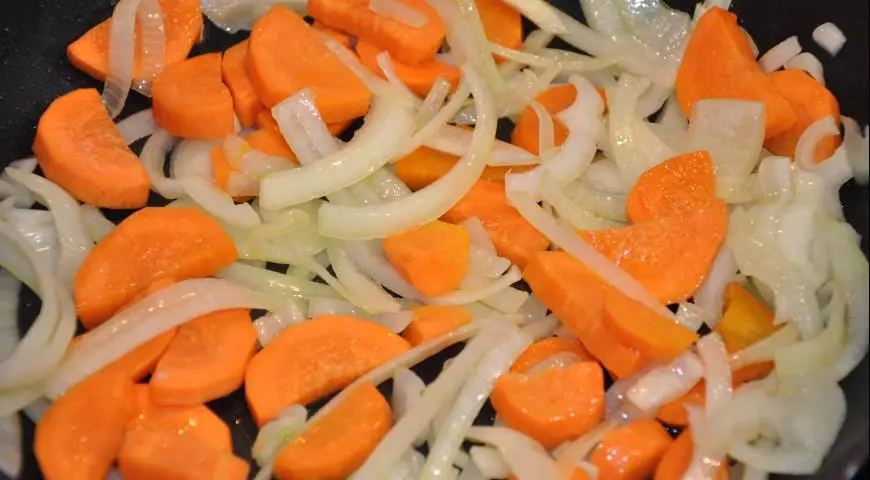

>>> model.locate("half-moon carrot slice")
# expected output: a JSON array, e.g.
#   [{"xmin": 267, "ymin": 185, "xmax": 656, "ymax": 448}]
[
  {"xmin": 221, "ymin": 40, "xmax": 266, "ymax": 128},
  {"xmin": 356, "ymin": 38, "xmax": 460, "ymax": 97},
  {"xmin": 511, "ymin": 85, "xmax": 607, "ymax": 154},
  {"xmin": 77, "ymin": 328, "xmax": 178, "ymax": 381},
  {"xmin": 625, "ymin": 151, "xmax": 716, "ymax": 224},
  {"xmin": 478, "ymin": 0, "xmax": 523, "ymax": 53},
  {"xmin": 589, "ymin": 419, "xmax": 673, "ymax": 480},
  {"xmin": 491, "ymin": 362, "xmax": 605, "ymax": 449},
  {"xmin": 150, "ymin": 309, "xmax": 257, "ymax": 406},
  {"xmin": 245, "ymin": 315, "xmax": 411, "ymax": 426},
  {"xmin": 382, "ymin": 220, "xmax": 471, "ymax": 297},
  {"xmin": 510, "ymin": 337, "xmax": 593, "ymax": 373},
  {"xmin": 274, "ymin": 383, "xmax": 392, "ymax": 480},
  {"xmin": 654, "ymin": 429, "xmax": 728, "ymax": 480},
  {"xmin": 74, "ymin": 207, "xmax": 238, "ymax": 329},
  {"xmin": 308, "ymin": 0, "xmax": 446, "ymax": 65},
  {"xmin": 246, "ymin": 5, "xmax": 371, "ymax": 121},
  {"xmin": 402, "ymin": 305, "xmax": 472, "ymax": 346},
  {"xmin": 313, "ymin": 20, "xmax": 354, "ymax": 49},
  {"xmin": 394, "ymin": 147, "xmax": 535, "ymax": 190},
  {"xmin": 33, "ymin": 88, "xmax": 150, "ymax": 209},
  {"xmin": 255, "ymin": 109, "xmax": 353, "ymax": 137},
  {"xmin": 245, "ymin": 128, "xmax": 297, "ymax": 161},
  {"xmin": 152, "ymin": 53, "xmax": 235, "ymax": 139},
  {"xmin": 67, "ymin": 0, "xmax": 202, "ymax": 82}
]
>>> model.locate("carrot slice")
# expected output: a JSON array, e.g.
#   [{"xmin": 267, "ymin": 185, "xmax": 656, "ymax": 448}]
[
  {"xmin": 247, "ymin": 5, "xmax": 371, "ymax": 121},
  {"xmin": 394, "ymin": 147, "xmax": 534, "ymax": 190},
  {"xmin": 511, "ymin": 85, "xmax": 608, "ymax": 154},
  {"xmin": 442, "ymin": 179, "xmax": 550, "ymax": 268},
  {"xmin": 245, "ymin": 315, "xmax": 411, "ymax": 426},
  {"xmin": 625, "ymin": 151, "xmax": 716, "ymax": 224},
  {"xmin": 35, "ymin": 372, "xmax": 135, "ymax": 480},
  {"xmin": 356, "ymin": 38, "xmax": 460, "ymax": 97},
  {"xmin": 510, "ymin": 337, "xmax": 594, "ymax": 373},
  {"xmin": 765, "ymin": 69, "xmax": 842, "ymax": 162},
  {"xmin": 78, "ymin": 328, "xmax": 178, "ymax": 381},
  {"xmin": 510, "ymin": 470, "xmax": 591, "ymax": 480},
  {"xmin": 222, "ymin": 40, "xmax": 266, "ymax": 128},
  {"xmin": 246, "ymin": 128, "xmax": 297, "ymax": 161},
  {"xmin": 589, "ymin": 419, "xmax": 673, "ymax": 480},
  {"xmin": 308, "ymin": 0, "xmax": 446, "ymax": 65},
  {"xmin": 654, "ymin": 429, "xmax": 728, "ymax": 480},
  {"xmin": 74, "ymin": 207, "xmax": 238, "ymax": 328},
  {"xmin": 274, "ymin": 383, "xmax": 392, "ymax": 480},
  {"xmin": 676, "ymin": 7, "xmax": 796, "ymax": 139},
  {"xmin": 255, "ymin": 109, "xmax": 353, "ymax": 137},
  {"xmin": 478, "ymin": 0, "xmax": 523, "ymax": 53},
  {"xmin": 313, "ymin": 20, "xmax": 354, "ymax": 49},
  {"xmin": 583, "ymin": 313, "xmax": 648, "ymax": 380},
  {"xmin": 579, "ymin": 200, "xmax": 729, "ymax": 304},
  {"xmin": 491, "ymin": 362, "xmax": 605, "ymax": 449},
  {"xmin": 67, "ymin": 0, "xmax": 202, "ymax": 82},
  {"xmin": 152, "ymin": 53, "xmax": 235, "ymax": 140},
  {"xmin": 150, "ymin": 309, "xmax": 257, "ymax": 406},
  {"xmin": 402, "ymin": 305, "xmax": 473, "ymax": 346},
  {"xmin": 382, "ymin": 220, "xmax": 471, "ymax": 297},
  {"xmin": 33, "ymin": 88, "xmax": 149, "ymax": 209},
  {"xmin": 656, "ymin": 382, "xmax": 704, "ymax": 427},
  {"xmin": 715, "ymin": 283, "xmax": 779, "ymax": 351}
]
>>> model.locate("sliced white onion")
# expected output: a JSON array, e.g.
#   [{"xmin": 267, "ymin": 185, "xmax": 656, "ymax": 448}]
[
  {"xmin": 308, "ymin": 296, "xmax": 358, "ymax": 318},
  {"xmin": 675, "ymin": 302, "xmax": 704, "ymax": 331},
  {"xmin": 784, "ymin": 52, "xmax": 825, "ymax": 84},
  {"xmin": 0, "ymin": 270, "xmax": 19, "ymax": 365},
  {"xmin": 500, "ymin": 0, "xmax": 566, "ymax": 33},
  {"xmin": 80, "ymin": 205, "xmax": 116, "ymax": 243},
  {"xmin": 530, "ymin": 100, "xmax": 556, "ymax": 154},
  {"xmin": 103, "ymin": 0, "xmax": 140, "ymax": 117},
  {"xmin": 470, "ymin": 446, "xmax": 511, "ymax": 479},
  {"xmin": 698, "ymin": 333, "xmax": 733, "ymax": 416},
  {"xmin": 542, "ymin": 175, "xmax": 623, "ymax": 230},
  {"xmin": 133, "ymin": 0, "xmax": 165, "ymax": 96},
  {"xmin": 343, "ymin": 241, "xmax": 423, "ymax": 299},
  {"xmin": 252, "ymin": 404, "xmax": 308, "ymax": 466},
  {"xmin": 465, "ymin": 426, "xmax": 561, "ymax": 480},
  {"xmin": 116, "ymin": 108, "xmax": 157, "ymax": 144},
  {"xmin": 481, "ymin": 287, "xmax": 529, "ymax": 314},
  {"xmin": 369, "ymin": 0, "xmax": 428, "ymax": 27},
  {"xmin": 626, "ymin": 352, "xmax": 704, "ymax": 413},
  {"xmin": 417, "ymin": 78, "xmax": 453, "ymax": 126},
  {"xmin": 202, "ymin": 0, "xmax": 307, "ymax": 33},
  {"xmin": 812, "ymin": 22, "xmax": 847, "ymax": 56},
  {"xmin": 775, "ymin": 282, "xmax": 847, "ymax": 377},
  {"xmin": 565, "ymin": 181, "xmax": 627, "ymax": 221},
  {"xmin": 253, "ymin": 298, "xmax": 306, "ymax": 347},
  {"xmin": 841, "ymin": 117, "xmax": 869, "ymax": 185},
  {"xmin": 375, "ymin": 52, "xmax": 420, "ymax": 104},
  {"xmin": 518, "ymin": 295, "xmax": 547, "ymax": 325},
  {"xmin": 427, "ymin": 266, "xmax": 522, "ymax": 307},
  {"xmin": 425, "ymin": 124, "xmax": 538, "ymax": 167},
  {"xmin": 326, "ymin": 240, "xmax": 401, "ymax": 314},
  {"xmin": 728, "ymin": 323, "xmax": 801, "ymax": 371},
  {"xmin": 527, "ymin": 352, "xmax": 583, "ymax": 375},
  {"xmin": 794, "ymin": 115, "xmax": 839, "ymax": 170},
  {"xmin": 171, "ymin": 139, "xmax": 217, "ymax": 181},
  {"xmin": 581, "ymin": 158, "xmax": 629, "ymax": 194},
  {"xmin": 44, "ymin": 278, "xmax": 278, "ymax": 398},
  {"xmin": 404, "ymin": 80, "xmax": 472, "ymax": 155},
  {"xmin": 392, "ymin": 367, "xmax": 426, "ymax": 435},
  {"xmin": 694, "ymin": 247, "xmax": 738, "ymax": 328},
  {"xmin": 758, "ymin": 36, "xmax": 801, "ymax": 73},
  {"xmin": 180, "ymin": 176, "xmax": 261, "ymax": 229},
  {"xmin": 460, "ymin": 217, "xmax": 496, "ymax": 255},
  {"xmin": 386, "ymin": 449, "xmax": 427, "ymax": 480},
  {"xmin": 140, "ymin": 128, "xmax": 183, "ymax": 198},
  {"xmin": 2, "ymin": 208, "xmax": 58, "ymax": 270},
  {"xmin": 0, "ymin": 414, "xmax": 20, "ymax": 478}
]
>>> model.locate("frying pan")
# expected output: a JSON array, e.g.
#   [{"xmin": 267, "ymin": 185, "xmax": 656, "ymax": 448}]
[{"xmin": 0, "ymin": 1, "xmax": 867, "ymax": 479}]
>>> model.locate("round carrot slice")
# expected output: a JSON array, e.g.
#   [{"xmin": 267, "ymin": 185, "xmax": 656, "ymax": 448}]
[
  {"xmin": 589, "ymin": 419, "xmax": 673, "ymax": 480},
  {"xmin": 510, "ymin": 337, "xmax": 593, "ymax": 373},
  {"xmin": 152, "ymin": 53, "xmax": 235, "ymax": 139},
  {"xmin": 625, "ymin": 151, "xmax": 716, "ymax": 224},
  {"xmin": 33, "ymin": 88, "xmax": 149, "ymax": 209}
]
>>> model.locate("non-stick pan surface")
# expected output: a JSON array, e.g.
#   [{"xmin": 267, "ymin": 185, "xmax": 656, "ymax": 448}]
[{"xmin": 0, "ymin": 1, "xmax": 867, "ymax": 479}]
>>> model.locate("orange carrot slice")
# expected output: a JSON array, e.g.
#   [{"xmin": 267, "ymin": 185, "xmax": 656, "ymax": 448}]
[
  {"xmin": 150, "ymin": 309, "xmax": 257, "ymax": 406},
  {"xmin": 35, "ymin": 372, "xmax": 135, "ymax": 480},
  {"xmin": 510, "ymin": 337, "xmax": 594, "ymax": 373},
  {"xmin": 246, "ymin": 128, "xmax": 297, "ymax": 161},
  {"xmin": 583, "ymin": 312, "xmax": 648, "ymax": 380},
  {"xmin": 245, "ymin": 315, "xmax": 411, "ymax": 426},
  {"xmin": 247, "ymin": 5, "xmax": 371, "ymax": 121},
  {"xmin": 657, "ymin": 382, "xmax": 704, "ymax": 427},
  {"xmin": 84, "ymin": 328, "xmax": 178, "ymax": 381},
  {"xmin": 33, "ymin": 88, "xmax": 150, "ymax": 209},
  {"xmin": 274, "ymin": 383, "xmax": 392, "ymax": 480},
  {"xmin": 356, "ymin": 38, "xmax": 460, "ymax": 97},
  {"xmin": 74, "ymin": 207, "xmax": 238, "ymax": 328},
  {"xmin": 766, "ymin": 69, "xmax": 842, "ymax": 162},
  {"xmin": 313, "ymin": 20, "xmax": 354, "ymax": 49},
  {"xmin": 394, "ymin": 147, "xmax": 535, "ymax": 190},
  {"xmin": 511, "ymin": 85, "xmax": 608, "ymax": 154},
  {"xmin": 478, "ymin": 0, "xmax": 523, "ymax": 53},
  {"xmin": 654, "ymin": 429, "xmax": 728, "ymax": 480},
  {"xmin": 589, "ymin": 419, "xmax": 673, "ymax": 480},
  {"xmin": 491, "ymin": 362, "xmax": 605, "ymax": 449},
  {"xmin": 308, "ymin": 0, "xmax": 446, "ymax": 65},
  {"xmin": 382, "ymin": 220, "xmax": 471, "ymax": 297},
  {"xmin": 579, "ymin": 200, "xmax": 729, "ymax": 304},
  {"xmin": 402, "ymin": 305, "xmax": 473, "ymax": 346},
  {"xmin": 211, "ymin": 145, "xmax": 235, "ymax": 192},
  {"xmin": 715, "ymin": 283, "xmax": 779, "ymax": 352},
  {"xmin": 67, "ymin": 0, "xmax": 202, "ymax": 82},
  {"xmin": 442, "ymin": 179, "xmax": 550, "ymax": 268},
  {"xmin": 676, "ymin": 7, "xmax": 796, "ymax": 139},
  {"xmin": 625, "ymin": 151, "xmax": 716, "ymax": 224},
  {"xmin": 152, "ymin": 53, "xmax": 235, "ymax": 140},
  {"xmin": 221, "ymin": 40, "xmax": 266, "ymax": 128}
]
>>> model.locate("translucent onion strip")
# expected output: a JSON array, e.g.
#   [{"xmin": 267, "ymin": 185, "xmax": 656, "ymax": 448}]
[
  {"xmin": 140, "ymin": 128, "xmax": 183, "ymax": 198},
  {"xmin": 116, "ymin": 108, "xmax": 157, "ymax": 144},
  {"xmin": 794, "ymin": 115, "xmax": 839, "ymax": 170},
  {"xmin": 216, "ymin": 261, "xmax": 342, "ymax": 301},
  {"xmin": 319, "ymin": 33, "xmax": 414, "ymax": 105},
  {"xmin": 758, "ymin": 36, "xmax": 801, "ymax": 73},
  {"xmin": 416, "ymin": 78, "xmax": 452, "ymax": 125},
  {"xmin": 133, "ymin": 0, "xmax": 165, "ymax": 96},
  {"xmin": 465, "ymin": 427, "xmax": 561, "ymax": 480},
  {"xmin": 369, "ymin": 0, "xmax": 428, "ymax": 27},
  {"xmin": 784, "ymin": 52, "xmax": 825, "ymax": 84},
  {"xmin": 326, "ymin": 241, "xmax": 401, "ymax": 314},
  {"xmin": 103, "ymin": 0, "xmax": 140, "ymax": 117},
  {"xmin": 812, "ymin": 22, "xmax": 846, "ymax": 56},
  {"xmin": 498, "ymin": 0, "xmax": 565, "ymax": 34},
  {"xmin": 343, "ymin": 241, "xmax": 423, "ymax": 299},
  {"xmin": 426, "ymin": 266, "xmax": 523, "ymax": 307},
  {"xmin": 424, "ymin": 124, "xmax": 538, "ymax": 167}
]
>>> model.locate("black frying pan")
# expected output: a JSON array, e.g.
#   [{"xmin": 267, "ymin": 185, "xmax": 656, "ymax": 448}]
[{"xmin": 0, "ymin": 1, "xmax": 867, "ymax": 479}]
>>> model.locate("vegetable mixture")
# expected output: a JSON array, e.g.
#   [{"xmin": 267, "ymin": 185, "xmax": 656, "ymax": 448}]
[{"xmin": 1, "ymin": 0, "xmax": 868, "ymax": 479}]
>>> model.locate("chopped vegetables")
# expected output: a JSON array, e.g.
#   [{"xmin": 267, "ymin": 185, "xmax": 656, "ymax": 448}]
[
  {"xmin": 402, "ymin": 305, "xmax": 473, "ymax": 346},
  {"xmin": 510, "ymin": 337, "xmax": 593, "ymax": 373},
  {"xmin": 383, "ymin": 220, "xmax": 471, "ymax": 297},
  {"xmin": 589, "ymin": 419, "xmax": 673, "ymax": 480},
  {"xmin": 356, "ymin": 39, "xmax": 461, "ymax": 97},
  {"xmin": 625, "ymin": 150, "xmax": 715, "ymax": 223},
  {"xmin": 221, "ymin": 41, "xmax": 266, "ymax": 128}
]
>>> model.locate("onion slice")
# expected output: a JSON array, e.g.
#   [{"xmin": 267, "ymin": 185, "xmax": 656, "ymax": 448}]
[
  {"xmin": 784, "ymin": 52, "xmax": 825, "ymax": 84},
  {"xmin": 758, "ymin": 36, "xmax": 801, "ymax": 73},
  {"xmin": 812, "ymin": 22, "xmax": 846, "ymax": 56},
  {"xmin": 116, "ymin": 108, "xmax": 157, "ymax": 144}
]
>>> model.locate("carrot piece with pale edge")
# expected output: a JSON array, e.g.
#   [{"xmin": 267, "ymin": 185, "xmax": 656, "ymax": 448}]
[
  {"xmin": 152, "ymin": 53, "xmax": 235, "ymax": 139},
  {"xmin": 246, "ymin": 128, "xmax": 297, "ymax": 161},
  {"xmin": 382, "ymin": 220, "xmax": 471, "ymax": 297},
  {"xmin": 715, "ymin": 283, "xmax": 780, "ymax": 352},
  {"xmin": 443, "ymin": 179, "xmax": 549, "ymax": 268},
  {"xmin": 314, "ymin": 20, "xmax": 354, "ymax": 49},
  {"xmin": 654, "ymin": 429, "xmax": 728, "ymax": 480},
  {"xmin": 76, "ymin": 328, "xmax": 178, "ymax": 381},
  {"xmin": 579, "ymin": 200, "xmax": 729, "ymax": 305},
  {"xmin": 510, "ymin": 337, "xmax": 594, "ymax": 373},
  {"xmin": 35, "ymin": 372, "xmax": 135, "ymax": 480},
  {"xmin": 402, "ymin": 305, "xmax": 473, "ymax": 346},
  {"xmin": 274, "ymin": 383, "xmax": 392, "ymax": 480},
  {"xmin": 308, "ymin": 0, "xmax": 445, "ymax": 65},
  {"xmin": 625, "ymin": 151, "xmax": 716, "ymax": 224},
  {"xmin": 150, "ymin": 309, "xmax": 257, "ymax": 406},
  {"xmin": 766, "ymin": 69, "xmax": 842, "ymax": 162},
  {"xmin": 33, "ymin": 88, "xmax": 149, "ymax": 209},
  {"xmin": 394, "ymin": 147, "xmax": 534, "ymax": 190},
  {"xmin": 589, "ymin": 419, "xmax": 673, "ymax": 480},
  {"xmin": 511, "ymin": 85, "xmax": 608, "ymax": 154},
  {"xmin": 247, "ymin": 6, "xmax": 371, "ymax": 121},
  {"xmin": 211, "ymin": 145, "xmax": 234, "ymax": 192},
  {"xmin": 221, "ymin": 40, "xmax": 266, "ymax": 128},
  {"xmin": 66, "ymin": 0, "xmax": 202, "ymax": 82},
  {"xmin": 491, "ymin": 362, "xmax": 605, "ymax": 449},
  {"xmin": 356, "ymin": 38, "xmax": 460, "ymax": 97},
  {"xmin": 74, "ymin": 207, "xmax": 238, "ymax": 329},
  {"xmin": 583, "ymin": 310, "xmax": 648, "ymax": 379},
  {"xmin": 245, "ymin": 315, "xmax": 411, "ymax": 426},
  {"xmin": 676, "ymin": 7, "xmax": 796, "ymax": 139},
  {"xmin": 478, "ymin": 0, "xmax": 523, "ymax": 53}
]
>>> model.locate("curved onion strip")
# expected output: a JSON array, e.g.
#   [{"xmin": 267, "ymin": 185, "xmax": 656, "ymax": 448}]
[
  {"xmin": 784, "ymin": 52, "xmax": 825, "ymax": 84},
  {"xmin": 697, "ymin": 333, "xmax": 733, "ymax": 415},
  {"xmin": 44, "ymin": 278, "xmax": 279, "ymax": 398},
  {"xmin": 812, "ymin": 22, "xmax": 846, "ymax": 56},
  {"xmin": 392, "ymin": 367, "xmax": 426, "ymax": 429},
  {"xmin": 116, "ymin": 108, "xmax": 157, "ymax": 143},
  {"xmin": 774, "ymin": 283, "xmax": 847, "ymax": 377},
  {"xmin": 481, "ymin": 287, "xmax": 529, "ymax": 314},
  {"xmin": 253, "ymin": 298, "xmax": 306, "ymax": 346},
  {"xmin": 367, "ymin": 169, "xmax": 412, "ymax": 201},
  {"xmin": 426, "ymin": 266, "xmax": 522, "ymax": 307},
  {"xmin": 261, "ymin": 99, "xmax": 415, "ymax": 209},
  {"xmin": 541, "ymin": 174, "xmax": 623, "ymax": 230},
  {"xmin": 498, "ymin": 0, "xmax": 565, "ymax": 33},
  {"xmin": 625, "ymin": 352, "xmax": 704, "ymax": 413},
  {"xmin": 171, "ymin": 139, "xmax": 217, "ymax": 180},
  {"xmin": 466, "ymin": 426, "xmax": 561, "ymax": 480},
  {"xmin": 758, "ymin": 36, "xmax": 801, "ymax": 73},
  {"xmin": 1, "ymin": 209, "xmax": 58, "ymax": 269},
  {"xmin": 0, "ymin": 384, "xmax": 43, "ymax": 419},
  {"xmin": 216, "ymin": 262, "xmax": 341, "ymax": 301},
  {"xmin": 308, "ymin": 296, "xmax": 357, "ymax": 318},
  {"xmin": 694, "ymin": 247, "xmax": 738, "ymax": 328},
  {"xmin": 728, "ymin": 322, "xmax": 801, "ymax": 371},
  {"xmin": 526, "ymin": 352, "xmax": 583, "ymax": 374},
  {"xmin": 343, "ymin": 241, "xmax": 423, "ymax": 299},
  {"xmin": 0, "ymin": 271, "xmax": 20, "ymax": 363},
  {"xmin": 567, "ymin": 181, "xmax": 627, "ymax": 221},
  {"xmin": 470, "ymin": 446, "xmax": 511, "ymax": 479},
  {"xmin": 416, "ymin": 78, "xmax": 452, "ymax": 125},
  {"xmin": 424, "ymin": 124, "xmax": 537, "ymax": 167},
  {"xmin": 80, "ymin": 205, "xmax": 116, "ymax": 243},
  {"xmin": 140, "ymin": 128, "xmax": 183, "ymax": 198},
  {"xmin": 180, "ymin": 176, "xmax": 261, "ymax": 229},
  {"xmin": 326, "ymin": 241, "xmax": 401, "ymax": 314},
  {"xmin": 841, "ymin": 117, "xmax": 869, "ymax": 185},
  {"xmin": 133, "ymin": 0, "xmax": 165, "ymax": 96},
  {"xmin": 375, "ymin": 51, "xmax": 422, "ymax": 103},
  {"xmin": 404, "ymin": 79, "xmax": 472, "ymax": 155},
  {"xmin": 252, "ymin": 404, "xmax": 307, "ymax": 466},
  {"xmin": 271, "ymin": 90, "xmax": 340, "ymax": 166},
  {"xmin": 422, "ymin": 326, "xmax": 531, "ymax": 479},
  {"xmin": 103, "ymin": 0, "xmax": 140, "ymax": 117},
  {"xmin": 318, "ymin": 66, "xmax": 496, "ymax": 240},
  {"xmin": 794, "ymin": 115, "xmax": 839, "ymax": 170},
  {"xmin": 529, "ymin": 100, "xmax": 555, "ymax": 154},
  {"xmin": 4, "ymin": 169, "xmax": 91, "ymax": 288},
  {"xmin": 0, "ymin": 413, "xmax": 21, "ymax": 477},
  {"xmin": 543, "ymin": 74, "xmax": 605, "ymax": 181}
]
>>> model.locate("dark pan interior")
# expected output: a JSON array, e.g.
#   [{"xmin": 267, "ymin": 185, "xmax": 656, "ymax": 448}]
[{"xmin": 0, "ymin": 1, "xmax": 867, "ymax": 479}]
